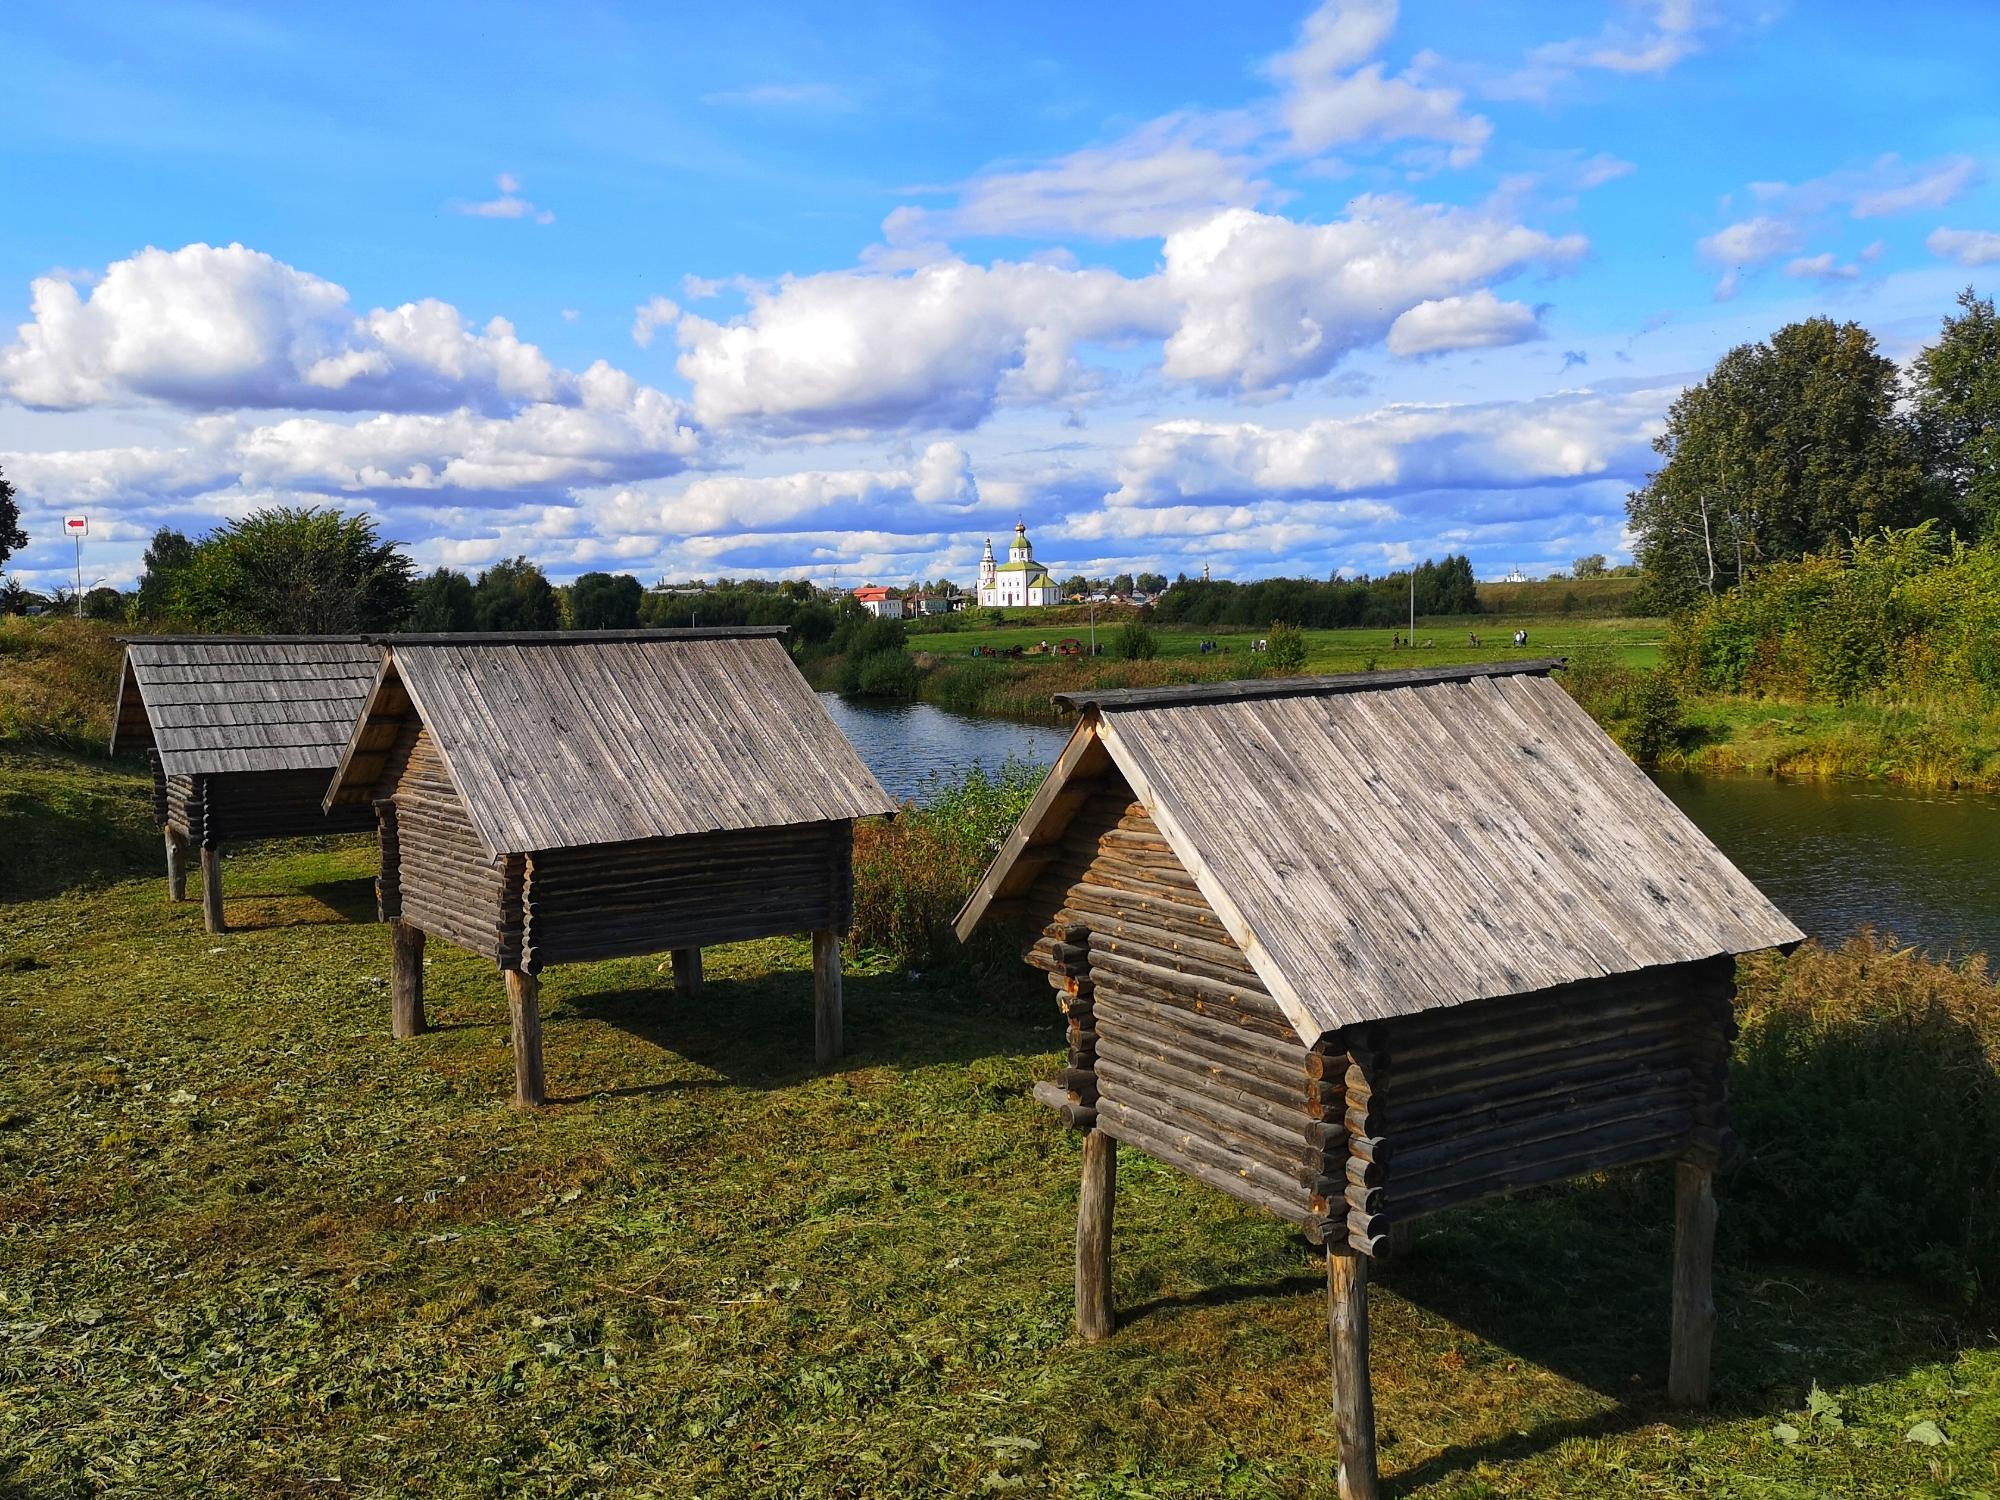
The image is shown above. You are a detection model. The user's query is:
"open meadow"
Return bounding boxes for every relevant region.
[2,746,1996,1498]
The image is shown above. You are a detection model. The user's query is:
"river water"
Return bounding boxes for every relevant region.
[820,692,2000,960]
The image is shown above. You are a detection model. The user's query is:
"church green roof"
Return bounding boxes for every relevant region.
[994,561,1050,575]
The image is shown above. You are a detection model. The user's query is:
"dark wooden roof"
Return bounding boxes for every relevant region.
[326,631,897,857]
[958,663,1803,1044]
[111,636,382,775]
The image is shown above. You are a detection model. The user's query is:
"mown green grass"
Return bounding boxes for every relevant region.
[2,753,1997,1497]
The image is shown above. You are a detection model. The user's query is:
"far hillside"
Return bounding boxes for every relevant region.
[1475,576,1645,616]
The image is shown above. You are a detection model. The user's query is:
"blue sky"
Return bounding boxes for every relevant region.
[3,0,1997,593]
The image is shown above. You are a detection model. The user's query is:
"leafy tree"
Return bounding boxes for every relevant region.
[1135,572,1168,593]
[0,465,26,576]
[179,506,413,633]
[1063,574,1090,597]
[135,528,196,619]
[1111,573,1135,595]
[1266,621,1308,673]
[1909,287,2000,539]
[408,567,476,631]
[1627,317,1930,610]
[569,570,644,629]
[473,556,559,631]
[1112,620,1157,660]
[82,586,126,621]
[1572,554,1608,578]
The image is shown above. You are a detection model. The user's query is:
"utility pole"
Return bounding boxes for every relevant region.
[1408,566,1415,645]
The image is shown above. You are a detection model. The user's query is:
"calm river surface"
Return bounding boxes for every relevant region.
[821,692,2000,960]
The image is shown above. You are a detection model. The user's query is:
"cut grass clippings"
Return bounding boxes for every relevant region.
[2,754,1997,1496]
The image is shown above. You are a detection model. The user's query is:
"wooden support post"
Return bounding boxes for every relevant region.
[164,828,188,903]
[1669,1159,1718,1407]
[199,845,225,934]
[812,929,842,1066]
[391,921,427,1039]
[1076,1128,1117,1341]
[1327,1247,1380,1500]
[505,968,546,1109]
[672,947,703,998]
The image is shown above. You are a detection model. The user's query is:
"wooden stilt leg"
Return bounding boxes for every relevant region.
[1669,1159,1717,1407]
[672,947,703,998]
[812,929,842,1066]
[391,921,427,1039]
[1328,1246,1380,1500]
[164,828,188,902]
[505,968,546,1108]
[200,845,225,933]
[1076,1128,1117,1341]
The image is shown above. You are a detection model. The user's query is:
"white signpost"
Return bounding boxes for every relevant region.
[65,516,87,617]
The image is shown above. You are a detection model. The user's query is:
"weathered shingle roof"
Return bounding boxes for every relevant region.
[112,636,382,775]
[325,629,897,856]
[957,660,1803,1045]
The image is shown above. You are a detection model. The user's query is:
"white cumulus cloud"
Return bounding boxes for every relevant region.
[1927,226,2000,267]
[0,243,577,413]
[1386,290,1542,357]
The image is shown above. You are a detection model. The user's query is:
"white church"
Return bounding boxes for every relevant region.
[977,522,1062,608]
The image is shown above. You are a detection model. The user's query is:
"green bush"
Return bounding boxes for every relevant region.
[848,762,1043,969]
[1730,938,2000,1304]
[1266,621,1308,674]
[1627,670,1683,764]
[1111,620,1157,660]
[852,647,918,698]
[1667,524,2000,704]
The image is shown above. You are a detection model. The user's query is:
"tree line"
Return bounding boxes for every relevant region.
[1150,556,1478,629]
[1629,287,1999,611]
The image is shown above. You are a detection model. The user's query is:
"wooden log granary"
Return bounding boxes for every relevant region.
[110,636,384,932]
[955,661,1804,1498]
[322,628,896,1108]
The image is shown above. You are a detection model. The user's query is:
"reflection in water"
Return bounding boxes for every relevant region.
[1650,772,2000,960]
[817,693,1070,803]
[822,693,2000,961]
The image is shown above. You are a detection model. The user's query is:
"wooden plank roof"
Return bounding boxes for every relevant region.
[111,636,382,775]
[325,629,897,857]
[957,660,1803,1044]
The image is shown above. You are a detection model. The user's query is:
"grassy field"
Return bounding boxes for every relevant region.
[3,746,1996,1497]
[908,615,1665,674]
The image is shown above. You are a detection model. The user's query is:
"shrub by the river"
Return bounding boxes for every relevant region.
[1627,670,1684,764]
[848,761,1043,970]
[1730,934,2000,1304]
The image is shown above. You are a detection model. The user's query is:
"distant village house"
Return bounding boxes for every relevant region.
[852,584,903,619]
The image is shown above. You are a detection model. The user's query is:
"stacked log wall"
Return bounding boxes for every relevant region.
[161,767,372,844]
[164,773,206,844]
[522,819,851,970]
[147,751,169,827]
[1024,785,1327,1233]
[1336,955,1736,1249]
[382,720,518,965]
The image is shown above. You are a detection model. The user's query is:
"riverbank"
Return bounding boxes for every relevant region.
[808,614,2000,794]
[1,756,1996,1495]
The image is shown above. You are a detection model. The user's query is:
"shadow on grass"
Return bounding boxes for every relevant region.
[565,967,1038,1091]
[295,878,380,925]
[210,877,380,932]
[1369,1174,1966,1494]
[1122,1272,1325,1325]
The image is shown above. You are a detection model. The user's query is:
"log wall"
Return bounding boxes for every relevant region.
[380,720,520,965]
[161,766,374,845]
[1334,957,1736,1251]
[1024,776,1736,1254]
[1025,784,1325,1232]
[523,819,852,970]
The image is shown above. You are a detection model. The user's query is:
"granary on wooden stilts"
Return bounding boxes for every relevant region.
[322,629,897,1108]
[954,660,1803,1500]
[111,636,384,933]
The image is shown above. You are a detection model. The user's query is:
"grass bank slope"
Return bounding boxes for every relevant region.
[2,767,1996,1496]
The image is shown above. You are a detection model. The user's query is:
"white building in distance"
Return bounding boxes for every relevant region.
[977,523,1062,608]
